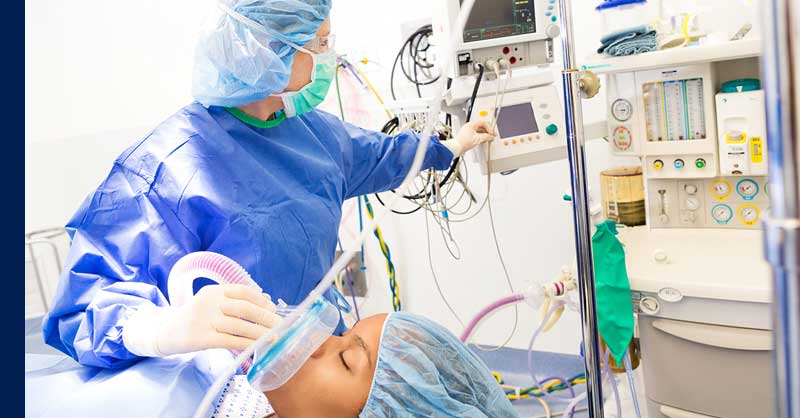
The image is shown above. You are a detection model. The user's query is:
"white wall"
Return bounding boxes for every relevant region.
[25,0,215,231]
[24,0,687,354]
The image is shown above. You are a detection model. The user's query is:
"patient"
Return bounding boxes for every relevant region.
[258,312,517,418]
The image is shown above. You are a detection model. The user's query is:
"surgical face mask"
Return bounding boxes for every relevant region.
[247,287,351,391]
[272,45,337,118]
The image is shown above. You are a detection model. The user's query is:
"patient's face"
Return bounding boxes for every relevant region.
[265,313,387,418]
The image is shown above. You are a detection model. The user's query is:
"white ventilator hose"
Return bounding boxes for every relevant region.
[193,2,480,417]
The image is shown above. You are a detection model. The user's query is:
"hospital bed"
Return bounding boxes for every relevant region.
[26,315,589,418]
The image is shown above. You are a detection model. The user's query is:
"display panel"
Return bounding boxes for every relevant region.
[460,0,537,43]
[643,78,707,142]
[496,103,539,137]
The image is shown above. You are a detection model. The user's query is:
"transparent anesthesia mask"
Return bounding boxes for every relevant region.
[247,287,352,391]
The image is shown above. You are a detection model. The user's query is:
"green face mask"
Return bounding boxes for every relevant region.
[273,47,336,118]
[592,220,635,364]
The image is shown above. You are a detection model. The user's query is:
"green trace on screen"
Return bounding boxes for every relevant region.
[461,0,537,43]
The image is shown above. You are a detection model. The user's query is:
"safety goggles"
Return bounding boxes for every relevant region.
[304,35,336,54]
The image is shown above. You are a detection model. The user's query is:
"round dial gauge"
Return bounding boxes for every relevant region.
[711,204,733,224]
[736,179,759,200]
[612,126,633,151]
[738,205,760,226]
[710,180,732,200]
[611,99,633,122]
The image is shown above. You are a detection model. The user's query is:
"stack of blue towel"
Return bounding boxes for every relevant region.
[598,25,657,56]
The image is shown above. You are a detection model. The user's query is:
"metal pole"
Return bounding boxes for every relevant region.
[557,0,605,416]
[26,243,50,312]
[762,0,800,417]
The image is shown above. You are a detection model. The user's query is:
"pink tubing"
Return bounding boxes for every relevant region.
[460,294,526,343]
[168,251,261,372]
[168,251,260,307]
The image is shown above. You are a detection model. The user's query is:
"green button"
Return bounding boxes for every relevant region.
[551,15,557,22]
[695,158,706,169]
[546,124,559,135]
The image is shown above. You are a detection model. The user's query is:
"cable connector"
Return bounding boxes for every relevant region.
[484,59,500,73]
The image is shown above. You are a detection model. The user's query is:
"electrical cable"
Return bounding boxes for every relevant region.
[465,64,486,121]
[336,239,361,322]
[339,57,393,120]
[334,61,346,121]
[424,211,466,326]
[535,396,552,418]
[496,371,586,418]
[472,63,518,351]
[333,61,362,322]
[390,25,440,101]
[362,195,402,311]
[357,196,366,273]
[375,111,459,204]
[369,59,488,224]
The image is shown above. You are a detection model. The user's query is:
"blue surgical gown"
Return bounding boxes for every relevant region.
[42,103,453,368]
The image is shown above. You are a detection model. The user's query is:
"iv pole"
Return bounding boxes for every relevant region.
[556,0,605,416]
[761,0,800,417]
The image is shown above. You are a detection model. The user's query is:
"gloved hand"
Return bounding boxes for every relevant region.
[442,120,498,157]
[124,284,281,357]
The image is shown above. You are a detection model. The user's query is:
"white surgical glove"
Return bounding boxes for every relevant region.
[442,120,498,157]
[124,284,281,357]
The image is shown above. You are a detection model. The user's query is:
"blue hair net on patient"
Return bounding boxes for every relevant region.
[360,312,517,418]
[192,0,331,107]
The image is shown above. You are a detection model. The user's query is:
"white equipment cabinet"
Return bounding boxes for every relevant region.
[619,227,773,418]
[583,32,773,417]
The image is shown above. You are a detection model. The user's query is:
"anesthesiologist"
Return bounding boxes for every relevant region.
[43,0,496,368]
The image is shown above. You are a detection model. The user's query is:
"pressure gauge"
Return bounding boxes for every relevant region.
[611,99,633,122]
[738,204,760,226]
[736,179,760,200]
[711,204,734,225]
[612,126,633,151]
[710,180,732,201]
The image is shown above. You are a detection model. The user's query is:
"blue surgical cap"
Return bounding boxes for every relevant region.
[192,0,332,107]
[360,312,517,418]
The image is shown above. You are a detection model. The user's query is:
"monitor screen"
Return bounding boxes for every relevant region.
[460,0,537,43]
[496,103,539,138]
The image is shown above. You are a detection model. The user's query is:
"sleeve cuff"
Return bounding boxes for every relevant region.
[123,305,168,357]
[441,140,463,158]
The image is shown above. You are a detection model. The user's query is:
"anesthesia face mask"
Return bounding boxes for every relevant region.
[247,287,352,391]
